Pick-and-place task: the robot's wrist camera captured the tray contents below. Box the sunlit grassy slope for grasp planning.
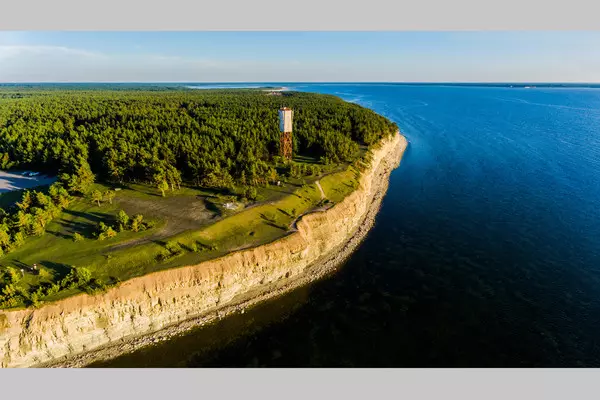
[0,161,362,307]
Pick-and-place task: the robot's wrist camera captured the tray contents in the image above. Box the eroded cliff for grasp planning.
[0,132,407,368]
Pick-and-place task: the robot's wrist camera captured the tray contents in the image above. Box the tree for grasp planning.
[116,210,129,231]
[4,267,21,284]
[75,267,92,285]
[11,231,25,248]
[268,167,278,183]
[158,179,169,197]
[97,222,117,240]
[77,162,96,194]
[0,152,14,169]
[104,226,117,239]
[130,214,144,232]
[61,158,95,195]
[30,208,49,236]
[16,191,32,212]
[60,266,92,289]
[49,183,71,208]
[0,224,11,251]
[166,165,182,191]
[12,210,31,231]
[104,190,116,205]
[91,190,103,207]
[34,191,51,208]
[244,186,258,201]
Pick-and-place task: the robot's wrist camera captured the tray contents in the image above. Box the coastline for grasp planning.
[1,132,408,368]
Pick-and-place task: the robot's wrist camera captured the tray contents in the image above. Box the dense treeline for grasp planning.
[0,89,397,191]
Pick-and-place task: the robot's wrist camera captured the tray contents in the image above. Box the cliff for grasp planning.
[0,132,408,368]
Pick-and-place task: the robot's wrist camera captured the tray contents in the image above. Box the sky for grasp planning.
[1,31,600,82]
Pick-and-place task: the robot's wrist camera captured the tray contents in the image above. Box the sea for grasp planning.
[92,83,600,367]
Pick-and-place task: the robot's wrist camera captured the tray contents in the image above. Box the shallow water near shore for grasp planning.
[93,83,600,367]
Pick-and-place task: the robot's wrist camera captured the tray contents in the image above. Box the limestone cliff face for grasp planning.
[0,132,407,368]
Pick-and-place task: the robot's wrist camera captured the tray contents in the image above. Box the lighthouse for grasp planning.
[278,107,293,160]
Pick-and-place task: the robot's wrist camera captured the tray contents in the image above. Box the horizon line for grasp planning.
[2,81,600,85]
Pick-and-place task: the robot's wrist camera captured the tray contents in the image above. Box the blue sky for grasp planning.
[1,31,600,82]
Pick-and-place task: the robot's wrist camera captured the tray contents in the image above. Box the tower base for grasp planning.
[280,131,292,160]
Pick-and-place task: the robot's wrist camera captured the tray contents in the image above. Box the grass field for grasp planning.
[0,159,363,308]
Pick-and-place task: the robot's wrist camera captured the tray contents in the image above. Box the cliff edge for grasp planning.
[0,132,408,368]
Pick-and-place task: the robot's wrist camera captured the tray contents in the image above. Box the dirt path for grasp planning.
[315,180,326,200]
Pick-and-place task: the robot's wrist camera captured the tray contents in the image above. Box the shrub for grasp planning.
[73,232,84,242]
[28,293,40,307]
[130,214,144,232]
[157,249,172,261]
[83,278,108,294]
[245,186,258,201]
[165,241,183,255]
[1,283,17,298]
[105,226,117,239]
[117,210,129,228]
[38,268,52,280]
[158,241,186,261]
[60,266,92,289]
[97,222,117,240]
[4,267,21,284]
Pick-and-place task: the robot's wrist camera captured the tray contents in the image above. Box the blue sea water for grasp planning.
[95,83,600,367]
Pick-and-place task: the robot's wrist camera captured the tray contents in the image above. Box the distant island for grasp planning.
[0,87,406,367]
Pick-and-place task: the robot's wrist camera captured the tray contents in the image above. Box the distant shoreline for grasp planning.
[3,82,600,90]
[185,85,289,91]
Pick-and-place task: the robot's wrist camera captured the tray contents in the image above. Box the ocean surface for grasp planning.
[93,83,600,367]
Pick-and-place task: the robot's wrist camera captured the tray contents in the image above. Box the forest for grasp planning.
[0,87,397,307]
[0,88,396,189]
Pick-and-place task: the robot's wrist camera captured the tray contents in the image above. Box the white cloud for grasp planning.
[2,43,599,82]
[0,45,327,82]
[0,45,103,60]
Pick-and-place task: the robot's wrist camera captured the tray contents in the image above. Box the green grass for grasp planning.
[0,160,365,309]
[319,165,361,203]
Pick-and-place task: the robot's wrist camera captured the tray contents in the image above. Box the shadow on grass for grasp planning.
[277,208,293,218]
[46,230,73,240]
[54,219,96,239]
[141,191,162,198]
[63,209,115,224]
[58,209,117,238]
[203,199,223,217]
[259,213,287,231]
[151,239,168,248]
[12,259,36,273]
[110,183,162,198]
[38,260,72,280]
